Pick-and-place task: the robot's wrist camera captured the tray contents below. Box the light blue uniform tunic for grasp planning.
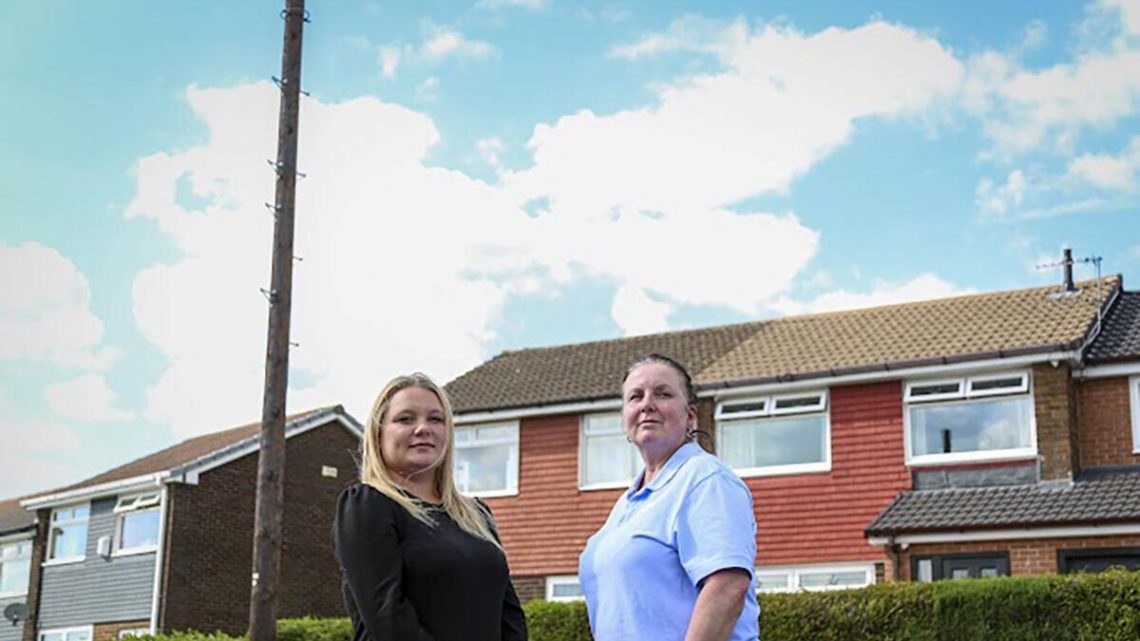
[579,442,760,641]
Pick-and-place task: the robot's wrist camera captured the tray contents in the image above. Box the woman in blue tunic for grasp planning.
[579,354,760,641]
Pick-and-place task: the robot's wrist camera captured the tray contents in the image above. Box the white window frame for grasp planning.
[716,390,831,477]
[755,563,875,593]
[45,503,89,565]
[904,370,1037,466]
[113,492,162,556]
[0,537,32,598]
[545,575,584,602]
[579,412,640,490]
[453,421,519,498]
[1131,375,1140,455]
[39,626,94,641]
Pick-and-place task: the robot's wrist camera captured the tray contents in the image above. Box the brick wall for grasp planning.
[898,534,1140,580]
[1078,377,1139,467]
[511,576,545,603]
[159,421,360,635]
[747,381,907,565]
[92,621,149,641]
[1034,363,1080,481]
[485,414,620,577]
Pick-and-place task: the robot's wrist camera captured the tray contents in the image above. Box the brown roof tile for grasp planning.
[447,277,1118,413]
[446,322,762,413]
[23,406,341,501]
[0,497,35,534]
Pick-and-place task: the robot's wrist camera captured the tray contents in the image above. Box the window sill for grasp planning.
[733,462,831,478]
[111,546,158,558]
[579,480,633,492]
[906,449,1037,467]
[0,589,27,599]
[42,556,85,567]
[463,488,518,499]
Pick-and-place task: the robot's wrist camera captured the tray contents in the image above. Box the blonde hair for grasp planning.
[360,373,500,547]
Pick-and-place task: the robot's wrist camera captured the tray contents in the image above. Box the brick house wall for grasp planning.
[1078,377,1139,466]
[898,534,1140,581]
[487,381,909,582]
[159,422,359,635]
[748,381,907,565]
[1034,363,1081,481]
[92,621,149,641]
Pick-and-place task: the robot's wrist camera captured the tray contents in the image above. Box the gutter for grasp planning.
[21,473,168,510]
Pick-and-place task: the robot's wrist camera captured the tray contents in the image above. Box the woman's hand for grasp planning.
[684,568,753,641]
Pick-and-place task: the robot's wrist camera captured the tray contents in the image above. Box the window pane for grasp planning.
[476,424,514,442]
[799,570,867,589]
[67,631,91,641]
[950,568,970,580]
[551,582,582,598]
[917,559,934,583]
[51,522,88,559]
[120,510,161,550]
[910,396,1033,456]
[584,413,622,435]
[72,505,89,519]
[454,427,474,444]
[980,567,1000,578]
[41,633,63,641]
[585,432,638,485]
[720,415,826,469]
[0,558,30,594]
[773,395,823,411]
[455,444,512,492]
[910,382,961,398]
[1,544,16,560]
[970,377,1024,392]
[755,574,790,592]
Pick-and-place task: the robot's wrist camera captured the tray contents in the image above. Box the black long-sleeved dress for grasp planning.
[333,483,528,641]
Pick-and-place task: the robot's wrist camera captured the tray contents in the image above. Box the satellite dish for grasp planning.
[3,603,27,626]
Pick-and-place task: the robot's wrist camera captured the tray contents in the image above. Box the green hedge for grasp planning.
[135,570,1140,641]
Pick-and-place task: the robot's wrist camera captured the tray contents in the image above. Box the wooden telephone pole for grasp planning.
[250,2,305,641]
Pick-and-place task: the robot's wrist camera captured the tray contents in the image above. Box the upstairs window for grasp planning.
[114,492,161,553]
[0,540,31,596]
[716,391,830,476]
[454,422,518,496]
[905,371,1035,465]
[48,504,90,561]
[580,413,640,488]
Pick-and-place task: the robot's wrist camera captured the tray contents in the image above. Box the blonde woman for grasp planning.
[333,373,527,641]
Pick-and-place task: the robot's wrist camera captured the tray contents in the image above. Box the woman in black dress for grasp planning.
[333,373,528,641]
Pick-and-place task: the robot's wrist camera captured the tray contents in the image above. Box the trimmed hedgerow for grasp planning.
[133,570,1140,641]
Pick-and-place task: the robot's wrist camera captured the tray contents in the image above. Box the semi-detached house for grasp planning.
[1,406,361,641]
[443,274,1140,601]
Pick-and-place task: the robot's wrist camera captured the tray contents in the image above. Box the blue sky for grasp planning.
[2,0,1139,498]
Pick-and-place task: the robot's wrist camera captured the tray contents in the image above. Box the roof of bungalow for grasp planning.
[446,276,1120,414]
[20,405,361,509]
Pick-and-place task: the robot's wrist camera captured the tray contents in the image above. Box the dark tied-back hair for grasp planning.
[623,353,697,407]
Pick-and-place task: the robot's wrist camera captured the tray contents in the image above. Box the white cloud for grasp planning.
[976,169,1027,216]
[477,137,506,175]
[0,241,118,370]
[965,2,1140,157]
[609,14,746,60]
[611,285,673,336]
[478,0,548,9]
[416,76,441,102]
[125,18,978,437]
[43,374,133,422]
[378,46,401,78]
[770,274,974,316]
[0,417,82,498]
[1067,135,1140,190]
[509,19,962,261]
[420,26,497,61]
